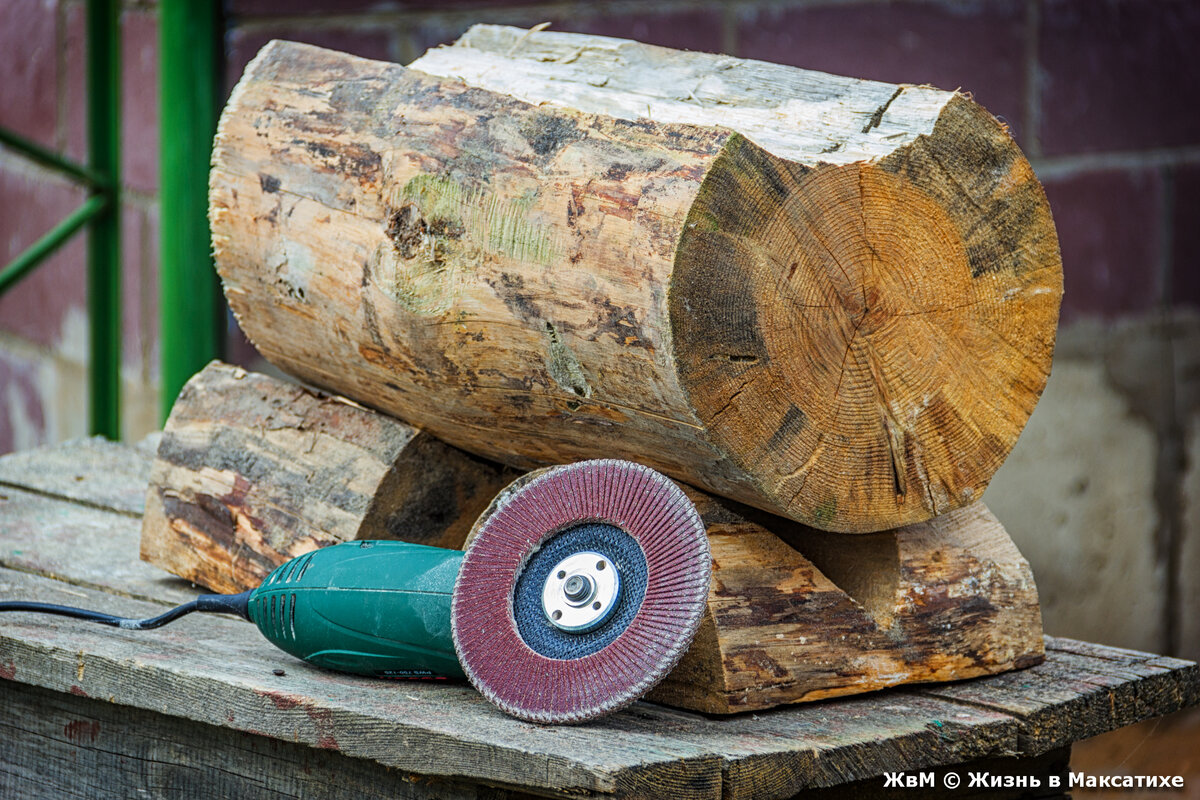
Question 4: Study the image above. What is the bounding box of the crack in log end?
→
[881,413,908,501]
[767,404,807,451]
[544,322,592,399]
[862,87,905,134]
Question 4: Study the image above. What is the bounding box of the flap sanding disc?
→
[451,460,711,724]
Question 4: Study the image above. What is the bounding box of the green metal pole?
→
[87,0,121,439]
[0,196,108,296]
[160,0,225,423]
[0,128,105,188]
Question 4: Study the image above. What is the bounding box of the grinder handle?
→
[248,541,466,679]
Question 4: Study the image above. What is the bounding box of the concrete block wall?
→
[2,0,1198,658]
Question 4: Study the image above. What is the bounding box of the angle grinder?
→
[0,459,712,723]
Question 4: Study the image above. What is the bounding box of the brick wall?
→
[0,0,160,448]
[2,0,1199,656]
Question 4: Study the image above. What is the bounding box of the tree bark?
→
[140,362,512,594]
[210,27,1062,533]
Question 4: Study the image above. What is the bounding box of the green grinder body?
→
[247,541,466,680]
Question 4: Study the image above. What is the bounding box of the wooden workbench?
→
[1,437,1196,799]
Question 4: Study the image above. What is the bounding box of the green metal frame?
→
[159,0,225,422]
[87,0,121,439]
[0,0,228,437]
[0,0,121,439]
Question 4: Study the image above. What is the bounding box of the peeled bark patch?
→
[210,27,1062,532]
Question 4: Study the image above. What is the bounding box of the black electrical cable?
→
[0,591,252,630]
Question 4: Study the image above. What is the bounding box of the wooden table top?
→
[0,437,1196,800]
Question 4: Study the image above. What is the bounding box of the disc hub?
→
[542,551,621,632]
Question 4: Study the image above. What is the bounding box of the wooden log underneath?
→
[140,361,512,594]
[153,367,1043,713]
[210,30,1063,534]
[653,497,1043,712]
[469,475,1044,714]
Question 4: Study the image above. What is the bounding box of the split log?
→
[658,497,1043,712]
[140,362,512,594]
[468,474,1044,714]
[156,366,1043,712]
[210,27,1062,533]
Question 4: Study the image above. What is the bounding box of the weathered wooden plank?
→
[0,562,1020,798]
[3,561,1194,799]
[0,566,724,798]
[0,486,196,606]
[917,637,1200,755]
[790,747,1070,800]
[603,692,1019,800]
[0,435,152,516]
[0,681,544,800]
[1044,635,1186,665]
[0,558,1014,799]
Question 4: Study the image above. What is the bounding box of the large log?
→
[140,362,512,594]
[148,366,1043,713]
[210,27,1062,533]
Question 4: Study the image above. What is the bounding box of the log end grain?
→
[670,99,1062,532]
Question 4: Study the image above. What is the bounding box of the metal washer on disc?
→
[541,551,620,632]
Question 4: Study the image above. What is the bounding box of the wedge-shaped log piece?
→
[140,362,511,594]
[210,27,1062,532]
[652,496,1044,712]
[469,473,1044,714]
